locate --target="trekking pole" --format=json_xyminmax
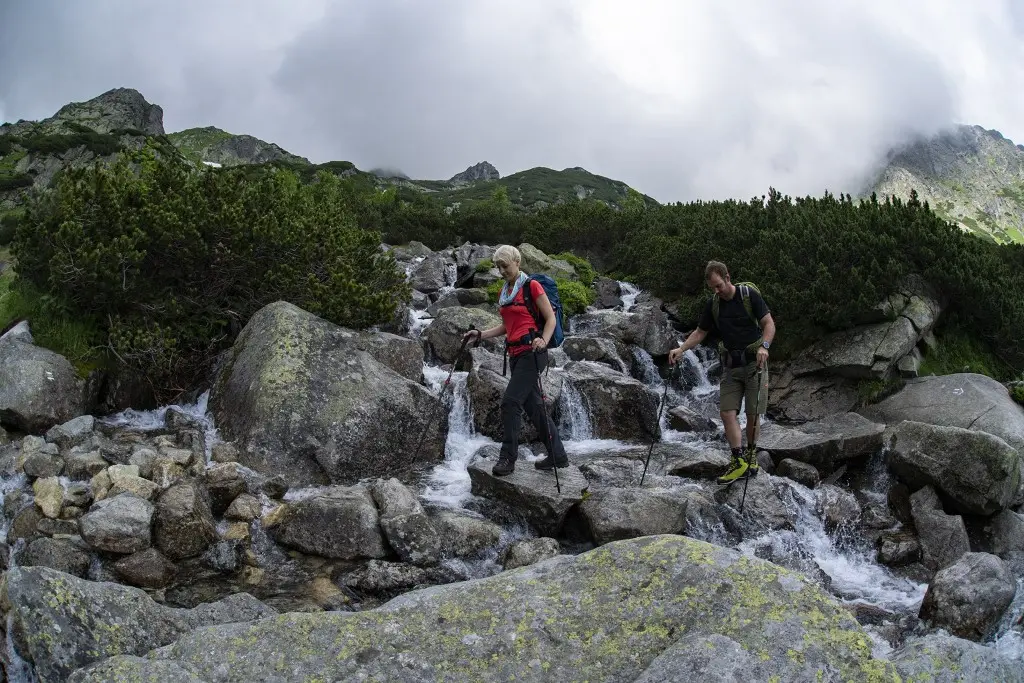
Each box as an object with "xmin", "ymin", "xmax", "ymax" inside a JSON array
[
  {"xmin": 640, "ymin": 362, "xmax": 677, "ymax": 486},
  {"xmin": 412, "ymin": 329, "xmax": 477, "ymax": 464},
  {"xmin": 534, "ymin": 348, "xmax": 561, "ymax": 494},
  {"xmin": 739, "ymin": 360, "xmax": 767, "ymax": 513}
]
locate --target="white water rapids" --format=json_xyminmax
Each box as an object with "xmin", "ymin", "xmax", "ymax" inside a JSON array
[{"xmin": 1, "ymin": 278, "xmax": 1021, "ymax": 680}]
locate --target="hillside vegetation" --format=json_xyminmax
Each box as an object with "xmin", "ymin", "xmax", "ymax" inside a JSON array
[{"xmin": 3, "ymin": 149, "xmax": 1022, "ymax": 402}]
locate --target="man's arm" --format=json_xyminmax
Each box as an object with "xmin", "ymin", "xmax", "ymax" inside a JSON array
[{"xmin": 760, "ymin": 313, "xmax": 775, "ymax": 345}]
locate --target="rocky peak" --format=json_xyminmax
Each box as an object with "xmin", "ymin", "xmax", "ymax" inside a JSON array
[
  {"xmin": 868, "ymin": 124, "xmax": 1024, "ymax": 244},
  {"xmin": 168, "ymin": 126, "xmax": 310, "ymax": 167},
  {"xmin": 51, "ymin": 87, "xmax": 164, "ymax": 136},
  {"xmin": 449, "ymin": 161, "xmax": 499, "ymax": 184}
]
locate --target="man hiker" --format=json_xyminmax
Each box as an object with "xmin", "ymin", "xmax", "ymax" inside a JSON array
[
  {"xmin": 668, "ymin": 260, "xmax": 776, "ymax": 483},
  {"xmin": 462, "ymin": 245, "xmax": 569, "ymax": 476}
]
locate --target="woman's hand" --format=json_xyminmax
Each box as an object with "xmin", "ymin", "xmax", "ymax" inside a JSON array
[
  {"xmin": 531, "ymin": 336, "xmax": 548, "ymax": 352},
  {"xmin": 463, "ymin": 329, "xmax": 482, "ymax": 344}
]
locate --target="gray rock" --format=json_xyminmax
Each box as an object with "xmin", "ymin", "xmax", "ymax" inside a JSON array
[
  {"xmin": 426, "ymin": 287, "xmax": 490, "ymax": 315},
  {"xmin": 877, "ymin": 530, "xmax": 922, "ymax": 566},
  {"xmin": 910, "ymin": 486, "xmax": 970, "ymax": 570},
  {"xmin": 203, "ymin": 462, "xmax": 247, "ymax": 515},
  {"xmin": 569, "ymin": 306, "xmax": 677, "ymax": 357},
  {"xmin": 891, "ymin": 632, "xmax": 1024, "ymax": 683},
  {"xmin": 715, "ymin": 475, "xmax": 796, "ymax": 531},
  {"xmin": 592, "ymin": 277, "xmax": 623, "ymax": 309},
  {"xmin": 517, "ymin": 242, "xmax": 576, "ymax": 281},
  {"xmin": 777, "ymin": 458, "xmax": 821, "ymax": 488},
  {"xmin": 6, "ymin": 564, "xmax": 274, "ymax": 683},
  {"xmin": 153, "ymin": 482, "xmax": 217, "ymax": 560},
  {"xmin": 113, "ymin": 547, "xmax": 177, "ymax": 588},
  {"xmin": 468, "ymin": 445, "xmax": 589, "ymax": 536},
  {"xmin": 428, "ymin": 509, "xmax": 503, "ymax": 558},
  {"xmin": 768, "ymin": 372, "xmax": 862, "ymax": 425},
  {"xmin": 44, "ymin": 414, "xmax": 95, "ymax": 449},
  {"xmin": 23, "ymin": 451, "xmax": 64, "ymax": 478},
  {"xmin": 888, "ymin": 420, "xmax": 1021, "ymax": 515},
  {"xmin": 579, "ymin": 487, "xmax": 688, "ymax": 545},
  {"xmin": 409, "ymin": 251, "xmax": 455, "ymax": 293},
  {"xmin": 63, "ymin": 449, "xmax": 109, "ymax": 480},
  {"xmin": 861, "ymin": 372, "xmax": 1024, "ymax": 453},
  {"xmin": 209, "ymin": 301, "xmax": 449, "ymax": 487},
  {"xmin": 666, "ymin": 404, "xmax": 718, "ymax": 433},
  {"xmin": 19, "ymin": 537, "xmax": 91, "ymax": 577},
  {"xmin": 816, "ymin": 484, "xmax": 861, "ymax": 530},
  {"xmin": 267, "ymin": 485, "xmax": 388, "ymax": 560},
  {"xmin": 64, "ymin": 536, "xmax": 899, "ymax": 682},
  {"xmin": 78, "ymin": 493, "xmax": 153, "ymax": 554},
  {"xmin": 424, "ymin": 305, "xmax": 504, "ymax": 364},
  {"xmin": 561, "ymin": 336, "xmax": 630, "ymax": 373},
  {"xmin": 352, "ymin": 330, "xmax": 425, "ymax": 383},
  {"xmin": 664, "ymin": 444, "xmax": 732, "ymax": 479},
  {"xmin": 370, "ymin": 478, "xmax": 443, "ymax": 566},
  {"xmin": 500, "ymin": 537, "xmax": 562, "ymax": 569},
  {"xmin": 0, "ymin": 335, "xmax": 89, "ymax": 433},
  {"xmin": 562, "ymin": 360, "xmax": 661, "ymax": 441},
  {"xmin": 986, "ymin": 509, "xmax": 1024, "ymax": 558},
  {"xmin": 224, "ymin": 493, "xmax": 262, "ymax": 521},
  {"xmin": 758, "ymin": 412, "xmax": 885, "ymax": 471},
  {"xmin": 201, "ymin": 540, "xmax": 244, "ymax": 574},
  {"xmin": 919, "ymin": 552, "xmax": 1018, "ymax": 641}
]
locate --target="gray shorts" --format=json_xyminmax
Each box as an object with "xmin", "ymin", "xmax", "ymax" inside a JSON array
[{"xmin": 720, "ymin": 360, "xmax": 768, "ymax": 415}]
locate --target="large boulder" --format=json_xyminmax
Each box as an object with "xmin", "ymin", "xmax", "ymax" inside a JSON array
[
  {"xmin": 578, "ymin": 487, "xmax": 688, "ymax": 545},
  {"xmin": 265, "ymin": 485, "xmax": 388, "ymax": 560},
  {"xmin": 0, "ymin": 324, "xmax": 89, "ymax": 434},
  {"xmin": 860, "ymin": 373, "xmax": 1024, "ymax": 454},
  {"xmin": 78, "ymin": 493, "xmax": 154, "ymax": 555},
  {"xmin": 209, "ymin": 301, "xmax": 448, "ymax": 487},
  {"xmin": 918, "ymin": 552, "xmax": 1018, "ymax": 641},
  {"xmin": 65, "ymin": 536, "xmax": 901, "ymax": 682},
  {"xmin": 408, "ymin": 251, "xmax": 455, "ymax": 293},
  {"xmin": 758, "ymin": 412, "xmax": 885, "ymax": 471},
  {"xmin": 6, "ymin": 565, "xmax": 275, "ymax": 683},
  {"xmin": 423, "ymin": 305, "xmax": 504, "ymax": 364},
  {"xmin": 561, "ymin": 360, "xmax": 662, "ymax": 441},
  {"xmin": 517, "ymin": 242, "xmax": 576, "ymax": 281},
  {"xmin": 887, "ymin": 420, "xmax": 1021, "ymax": 515},
  {"xmin": 569, "ymin": 305, "xmax": 677, "ymax": 358},
  {"xmin": 468, "ymin": 445, "xmax": 589, "ymax": 536}
]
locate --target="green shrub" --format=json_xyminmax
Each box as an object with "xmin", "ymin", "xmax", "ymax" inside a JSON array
[
  {"xmin": 918, "ymin": 321, "xmax": 1012, "ymax": 379},
  {"xmin": 475, "ymin": 258, "xmax": 494, "ymax": 273},
  {"xmin": 1011, "ymin": 384, "xmax": 1024, "ymax": 406},
  {"xmin": 0, "ymin": 210, "xmax": 23, "ymax": 246},
  {"xmin": 556, "ymin": 278, "xmax": 595, "ymax": 316},
  {"xmin": 0, "ymin": 272, "xmax": 105, "ymax": 376},
  {"xmin": 14, "ymin": 153, "xmax": 410, "ymax": 399},
  {"xmin": 552, "ymin": 251, "xmax": 596, "ymax": 286},
  {"xmin": 0, "ymin": 137, "xmax": 13, "ymax": 157}
]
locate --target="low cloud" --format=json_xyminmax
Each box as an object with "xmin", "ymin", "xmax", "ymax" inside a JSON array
[{"xmin": 2, "ymin": 0, "xmax": 1022, "ymax": 202}]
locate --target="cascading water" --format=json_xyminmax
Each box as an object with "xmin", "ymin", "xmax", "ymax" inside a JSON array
[{"xmin": 617, "ymin": 281, "xmax": 641, "ymax": 312}]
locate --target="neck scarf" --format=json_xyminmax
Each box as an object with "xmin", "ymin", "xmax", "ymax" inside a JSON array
[{"xmin": 498, "ymin": 272, "xmax": 528, "ymax": 307}]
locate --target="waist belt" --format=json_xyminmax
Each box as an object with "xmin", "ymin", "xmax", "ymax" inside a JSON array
[{"xmin": 723, "ymin": 348, "xmax": 755, "ymax": 368}]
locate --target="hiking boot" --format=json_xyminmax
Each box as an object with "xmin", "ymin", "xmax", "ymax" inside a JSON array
[
  {"xmin": 534, "ymin": 454, "xmax": 569, "ymax": 470},
  {"xmin": 717, "ymin": 454, "xmax": 749, "ymax": 484},
  {"xmin": 745, "ymin": 447, "xmax": 760, "ymax": 476},
  {"xmin": 492, "ymin": 452, "xmax": 516, "ymax": 476}
]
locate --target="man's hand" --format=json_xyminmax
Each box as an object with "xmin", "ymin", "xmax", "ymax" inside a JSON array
[
  {"xmin": 668, "ymin": 347, "xmax": 684, "ymax": 366},
  {"xmin": 756, "ymin": 346, "xmax": 768, "ymax": 369}
]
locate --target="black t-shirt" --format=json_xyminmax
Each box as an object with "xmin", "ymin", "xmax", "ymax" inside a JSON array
[{"xmin": 698, "ymin": 287, "xmax": 770, "ymax": 350}]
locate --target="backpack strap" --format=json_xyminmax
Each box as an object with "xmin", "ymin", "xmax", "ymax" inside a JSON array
[{"xmin": 521, "ymin": 277, "xmax": 544, "ymax": 334}]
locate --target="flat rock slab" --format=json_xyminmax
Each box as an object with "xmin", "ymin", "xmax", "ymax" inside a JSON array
[
  {"xmin": 759, "ymin": 412, "xmax": 885, "ymax": 471},
  {"xmin": 468, "ymin": 445, "xmax": 589, "ymax": 536},
  {"xmin": 67, "ymin": 535, "xmax": 900, "ymax": 682}
]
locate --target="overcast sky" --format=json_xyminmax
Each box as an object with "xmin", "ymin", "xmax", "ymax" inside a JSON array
[{"xmin": 2, "ymin": 0, "xmax": 1022, "ymax": 203}]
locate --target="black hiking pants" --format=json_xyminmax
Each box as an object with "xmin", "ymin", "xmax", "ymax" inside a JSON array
[{"xmin": 501, "ymin": 350, "xmax": 567, "ymax": 462}]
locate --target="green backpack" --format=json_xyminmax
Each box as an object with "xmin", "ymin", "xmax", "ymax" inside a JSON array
[{"xmin": 711, "ymin": 282, "xmax": 764, "ymax": 355}]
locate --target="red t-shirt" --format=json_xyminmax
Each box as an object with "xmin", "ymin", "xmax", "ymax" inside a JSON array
[{"xmin": 500, "ymin": 279, "xmax": 546, "ymax": 357}]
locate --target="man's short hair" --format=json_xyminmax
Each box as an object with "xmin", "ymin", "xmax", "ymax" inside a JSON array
[{"xmin": 705, "ymin": 260, "xmax": 729, "ymax": 280}]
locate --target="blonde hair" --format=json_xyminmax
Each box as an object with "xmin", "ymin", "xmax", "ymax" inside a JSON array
[{"xmin": 493, "ymin": 245, "xmax": 522, "ymax": 268}]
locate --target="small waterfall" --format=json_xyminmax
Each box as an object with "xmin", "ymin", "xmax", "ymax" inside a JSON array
[
  {"xmin": 420, "ymin": 364, "xmax": 495, "ymax": 509},
  {"xmin": 98, "ymin": 390, "xmax": 221, "ymax": 465},
  {"xmin": 629, "ymin": 346, "xmax": 662, "ymax": 386},
  {"xmin": 0, "ymin": 472, "xmax": 28, "ymax": 545},
  {"xmin": 991, "ymin": 579, "xmax": 1024, "ymax": 661},
  {"xmin": 557, "ymin": 378, "xmax": 593, "ymax": 441},
  {"xmin": 618, "ymin": 281, "xmax": 641, "ymax": 311}
]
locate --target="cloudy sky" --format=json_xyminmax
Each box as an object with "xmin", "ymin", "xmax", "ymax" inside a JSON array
[{"xmin": 2, "ymin": 0, "xmax": 1022, "ymax": 203}]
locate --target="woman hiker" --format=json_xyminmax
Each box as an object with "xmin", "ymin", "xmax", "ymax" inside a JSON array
[{"xmin": 462, "ymin": 245, "xmax": 570, "ymax": 477}]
